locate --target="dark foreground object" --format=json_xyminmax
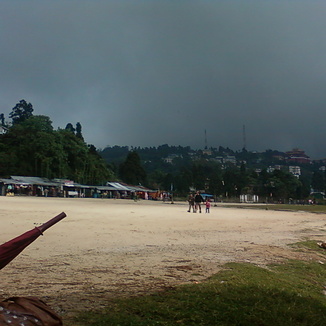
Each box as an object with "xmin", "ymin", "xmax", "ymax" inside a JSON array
[
  {"xmin": 0, "ymin": 212, "xmax": 66, "ymax": 270},
  {"xmin": 0, "ymin": 297, "xmax": 62, "ymax": 325},
  {"xmin": 0, "ymin": 213, "xmax": 67, "ymax": 325}
]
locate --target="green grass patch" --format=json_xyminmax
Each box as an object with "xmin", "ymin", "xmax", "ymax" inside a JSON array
[
  {"xmin": 74, "ymin": 260, "xmax": 326, "ymax": 326},
  {"xmin": 222, "ymin": 204, "xmax": 326, "ymax": 213},
  {"xmin": 290, "ymin": 240, "xmax": 326, "ymax": 255}
]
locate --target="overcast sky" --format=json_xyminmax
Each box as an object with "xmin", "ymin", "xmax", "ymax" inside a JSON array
[{"xmin": 1, "ymin": 1, "xmax": 326, "ymax": 159}]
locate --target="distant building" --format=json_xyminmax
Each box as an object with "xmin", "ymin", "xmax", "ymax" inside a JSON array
[
  {"xmin": 202, "ymin": 149, "xmax": 212, "ymax": 156},
  {"xmin": 210, "ymin": 156, "xmax": 223, "ymax": 164},
  {"xmin": 240, "ymin": 194, "xmax": 259, "ymax": 203},
  {"xmin": 285, "ymin": 148, "xmax": 311, "ymax": 164},
  {"xmin": 224, "ymin": 156, "xmax": 236, "ymax": 164},
  {"xmin": 267, "ymin": 166, "xmax": 275, "ymax": 173},
  {"xmin": 289, "ymin": 166, "xmax": 301, "ymax": 178},
  {"xmin": 163, "ymin": 154, "xmax": 183, "ymax": 164},
  {"xmin": 266, "ymin": 165, "xmax": 282, "ymax": 173}
]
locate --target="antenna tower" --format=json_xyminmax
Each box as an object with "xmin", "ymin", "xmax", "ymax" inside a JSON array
[
  {"xmin": 204, "ymin": 129, "xmax": 208, "ymax": 149},
  {"xmin": 243, "ymin": 125, "xmax": 247, "ymax": 150}
]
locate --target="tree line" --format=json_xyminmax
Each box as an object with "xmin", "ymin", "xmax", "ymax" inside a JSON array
[
  {"xmin": 101, "ymin": 145, "xmax": 326, "ymax": 202},
  {"xmin": 1, "ymin": 100, "xmax": 324, "ymax": 201},
  {"xmin": 0, "ymin": 100, "xmax": 114, "ymax": 185},
  {"xmin": 149, "ymin": 160, "xmax": 310, "ymax": 202}
]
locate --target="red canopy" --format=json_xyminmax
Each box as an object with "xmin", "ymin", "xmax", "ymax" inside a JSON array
[{"xmin": 0, "ymin": 212, "xmax": 66, "ymax": 270}]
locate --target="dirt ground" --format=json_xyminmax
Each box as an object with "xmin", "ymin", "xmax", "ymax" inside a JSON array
[{"xmin": 1, "ymin": 196, "xmax": 326, "ymax": 324}]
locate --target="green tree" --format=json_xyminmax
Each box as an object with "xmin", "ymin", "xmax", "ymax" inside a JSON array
[
  {"xmin": 76, "ymin": 122, "xmax": 84, "ymax": 141},
  {"xmin": 311, "ymin": 171, "xmax": 325, "ymax": 192},
  {"xmin": 21, "ymin": 115, "xmax": 54, "ymax": 132},
  {"xmin": 253, "ymin": 169, "xmax": 301, "ymax": 202},
  {"xmin": 175, "ymin": 166, "xmax": 193, "ymax": 194},
  {"xmin": 223, "ymin": 167, "xmax": 241, "ymax": 197},
  {"xmin": 65, "ymin": 123, "xmax": 75, "ymax": 134},
  {"xmin": 0, "ymin": 109, "xmax": 115, "ymax": 183},
  {"xmin": 84, "ymin": 144, "xmax": 114, "ymax": 185},
  {"xmin": 0, "ymin": 113, "xmax": 5, "ymax": 126},
  {"xmin": 147, "ymin": 169, "xmax": 166, "ymax": 190},
  {"xmin": 161, "ymin": 173, "xmax": 174, "ymax": 193},
  {"xmin": 191, "ymin": 163, "xmax": 206, "ymax": 190},
  {"xmin": 9, "ymin": 99, "xmax": 34, "ymax": 125},
  {"xmin": 119, "ymin": 151, "xmax": 147, "ymax": 185},
  {"xmin": 1, "ymin": 115, "xmax": 59, "ymax": 177},
  {"xmin": 296, "ymin": 175, "xmax": 311, "ymax": 200}
]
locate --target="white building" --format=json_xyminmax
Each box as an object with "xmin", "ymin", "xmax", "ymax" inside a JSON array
[{"xmin": 289, "ymin": 166, "xmax": 301, "ymax": 178}]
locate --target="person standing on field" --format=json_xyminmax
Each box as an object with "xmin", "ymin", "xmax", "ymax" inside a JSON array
[
  {"xmin": 187, "ymin": 193, "xmax": 195, "ymax": 212},
  {"xmin": 194, "ymin": 191, "xmax": 204, "ymax": 213}
]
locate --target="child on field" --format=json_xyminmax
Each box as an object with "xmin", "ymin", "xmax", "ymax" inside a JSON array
[{"xmin": 205, "ymin": 199, "xmax": 211, "ymax": 213}]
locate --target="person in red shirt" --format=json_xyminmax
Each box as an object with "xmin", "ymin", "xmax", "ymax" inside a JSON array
[{"xmin": 205, "ymin": 199, "xmax": 211, "ymax": 213}]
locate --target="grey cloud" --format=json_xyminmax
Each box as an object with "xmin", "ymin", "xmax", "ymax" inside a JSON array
[{"xmin": 1, "ymin": 1, "xmax": 326, "ymax": 158}]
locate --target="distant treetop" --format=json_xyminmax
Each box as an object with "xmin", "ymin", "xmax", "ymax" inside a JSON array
[{"xmin": 9, "ymin": 99, "xmax": 34, "ymax": 125}]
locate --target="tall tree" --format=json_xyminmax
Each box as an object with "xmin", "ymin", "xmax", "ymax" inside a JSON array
[
  {"xmin": 0, "ymin": 113, "xmax": 5, "ymax": 126},
  {"xmin": 65, "ymin": 123, "xmax": 75, "ymax": 134},
  {"xmin": 75, "ymin": 122, "xmax": 84, "ymax": 141},
  {"xmin": 1, "ymin": 115, "xmax": 58, "ymax": 177},
  {"xmin": 311, "ymin": 171, "xmax": 325, "ymax": 192},
  {"xmin": 9, "ymin": 100, "xmax": 33, "ymax": 125},
  {"xmin": 119, "ymin": 151, "xmax": 147, "ymax": 185}
]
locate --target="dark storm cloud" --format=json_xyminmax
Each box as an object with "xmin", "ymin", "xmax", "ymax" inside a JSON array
[{"xmin": 1, "ymin": 1, "xmax": 326, "ymax": 158}]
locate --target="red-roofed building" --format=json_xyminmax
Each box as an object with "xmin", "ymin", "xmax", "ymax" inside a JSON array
[{"xmin": 285, "ymin": 148, "xmax": 311, "ymax": 164}]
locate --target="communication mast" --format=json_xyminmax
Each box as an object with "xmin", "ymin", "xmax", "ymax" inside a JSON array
[
  {"xmin": 204, "ymin": 129, "xmax": 208, "ymax": 149},
  {"xmin": 243, "ymin": 125, "xmax": 247, "ymax": 150}
]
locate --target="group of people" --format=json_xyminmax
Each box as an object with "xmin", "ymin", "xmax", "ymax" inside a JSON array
[{"xmin": 187, "ymin": 191, "xmax": 211, "ymax": 213}]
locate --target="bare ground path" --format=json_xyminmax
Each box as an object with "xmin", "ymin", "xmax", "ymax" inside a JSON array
[{"xmin": 0, "ymin": 197, "xmax": 326, "ymax": 324}]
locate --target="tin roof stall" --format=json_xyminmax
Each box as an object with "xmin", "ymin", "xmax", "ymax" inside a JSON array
[
  {"xmin": 0, "ymin": 178, "xmax": 30, "ymax": 196},
  {"xmin": 106, "ymin": 182, "xmax": 131, "ymax": 199},
  {"xmin": 0, "ymin": 176, "xmax": 60, "ymax": 196},
  {"xmin": 124, "ymin": 184, "xmax": 157, "ymax": 200},
  {"xmin": 96, "ymin": 185, "xmax": 117, "ymax": 198},
  {"xmin": 53, "ymin": 180, "xmax": 91, "ymax": 198},
  {"xmin": 10, "ymin": 176, "xmax": 60, "ymax": 197}
]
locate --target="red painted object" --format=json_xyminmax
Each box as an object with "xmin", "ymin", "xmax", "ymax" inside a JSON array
[{"xmin": 0, "ymin": 212, "xmax": 66, "ymax": 270}]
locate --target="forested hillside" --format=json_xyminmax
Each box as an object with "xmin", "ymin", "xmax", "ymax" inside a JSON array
[
  {"xmin": 0, "ymin": 100, "xmax": 114, "ymax": 185},
  {"xmin": 1, "ymin": 100, "xmax": 325, "ymax": 202},
  {"xmin": 100, "ymin": 145, "xmax": 326, "ymax": 202}
]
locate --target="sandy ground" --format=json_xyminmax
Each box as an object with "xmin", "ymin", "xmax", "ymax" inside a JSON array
[{"xmin": 1, "ymin": 196, "xmax": 326, "ymax": 324}]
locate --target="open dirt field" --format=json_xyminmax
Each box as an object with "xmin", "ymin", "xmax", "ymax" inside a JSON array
[{"xmin": 1, "ymin": 196, "xmax": 326, "ymax": 324}]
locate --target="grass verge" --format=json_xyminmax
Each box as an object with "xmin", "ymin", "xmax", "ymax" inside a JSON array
[
  {"xmin": 290, "ymin": 239, "xmax": 326, "ymax": 254},
  {"xmin": 74, "ymin": 258, "xmax": 326, "ymax": 326},
  {"xmin": 221, "ymin": 204, "xmax": 326, "ymax": 213}
]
